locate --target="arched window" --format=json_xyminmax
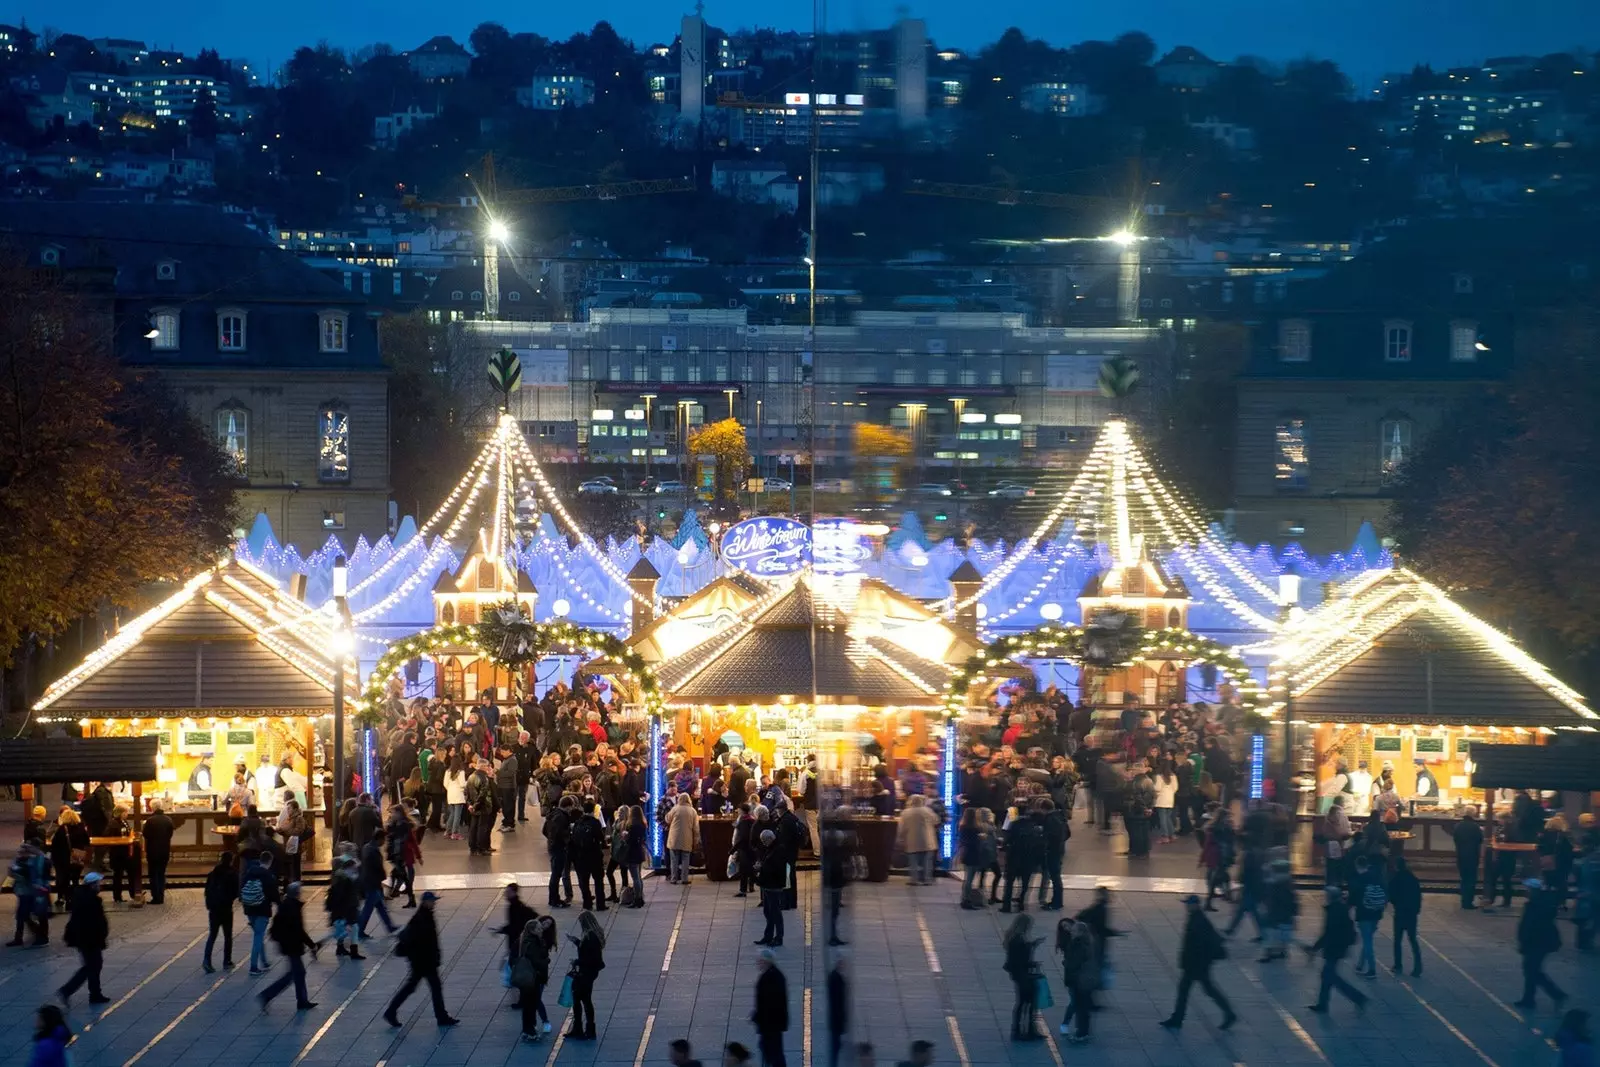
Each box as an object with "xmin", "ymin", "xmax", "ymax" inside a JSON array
[
  {"xmin": 442, "ymin": 657, "xmax": 464, "ymax": 700},
  {"xmin": 457, "ymin": 602, "xmax": 478, "ymax": 625},
  {"xmin": 478, "ymin": 559, "xmax": 498, "ymax": 589},
  {"xmin": 215, "ymin": 406, "xmax": 248, "ymax": 473},
  {"xmin": 440, "ymin": 601, "xmax": 455, "ymax": 624},
  {"xmin": 1167, "ymin": 606, "xmax": 1182, "ymax": 628},
  {"xmin": 318, "ymin": 407, "xmax": 350, "ymax": 481}
]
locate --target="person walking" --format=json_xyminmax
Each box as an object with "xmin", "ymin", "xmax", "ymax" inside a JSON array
[
  {"xmin": 1039, "ymin": 798, "xmax": 1068, "ymax": 910},
  {"xmin": 202, "ymin": 851, "xmax": 238, "ymax": 972},
  {"xmin": 1389, "ymin": 856, "xmax": 1423, "ymax": 977},
  {"xmin": 1225, "ymin": 843, "xmax": 1265, "ymax": 939},
  {"xmin": 1349, "ymin": 854, "xmax": 1387, "ymax": 978},
  {"xmin": 141, "ymin": 800, "xmax": 175, "ymax": 905},
  {"xmin": 240, "ymin": 852, "xmax": 279, "ymax": 975},
  {"xmin": 566, "ymin": 909, "xmax": 607, "ymax": 1040},
  {"xmin": 570, "ymin": 801, "xmax": 609, "ymax": 910},
  {"xmin": 358, "ymin": 830, "xmax": 397, "ymax": 937},
  {"xmin": 896, "ymin": 795, "xmax": 939, "ymax": 886},
  {"xmin": 756, "ymin": 829, "xmax": 787, "ymax": 947},
  {"xmin": 667, "ymin": 793, "xmax": 701, "ymax": 885},
  {"xmin": 1454, "ymin": 809, "xmax": 1484, "ymax": 909},
  {"xmin": 545, "ymin": 795, "xmax": 575, "ymax": 908},
  {"xmin": 752, "ymin": 947, "xmax": 790, "ymax": 1067},
  {"xmin": 1515, "ymin": 877, "xmax": 1567, "ymax": 1010},
  {"xmin": 326, "ymin": 855, "xmax": 365, "ymax": 960},
  {"xmin": 58, "ymin": 872, "xmax": 110, "ymax": 1007},
  {"xmin": 7, "ymin": 842, "xmax": 51, "ymax": 947},
  {"xmin": 514, "ymin": 911, "xmax": 555, "ymax": 1042},
  {"xmin": 1001, "ymin": 913, "xmax": 1043, "ymax": 1041},
  {"xmin": 349, "ymin": 793, "xmax": 382, "ymax": 852},
  {"xmin": 383, "ymin": 892, "xmax": 459, "ymax": 1027},
  {"xmin": 1054, "ymin": 919, "xmax": 1096, "ymax": 1043},
  {"xmin": 496, "ymin": 883, "xmax": 535, "ymax": 1004},
  {"xmin": 1074, "ymin": 885, "xmax": 1123, "ymax": 1008},
  {"xmin": 26, "ymin": 1004, "xmax": 73, "ymax": 1067},
  {"xmin": 258, "ymin": 882, "xmax": 318, "ymax": 1012},
  {"xmin": 1160, "ymin": 895, "xmax": 1237, "ymax": 1030},
  {"xmin": 1307, "ymin": 886, "xmax": 1367, "ymax": 1014},
  {"xmin": 826, "ymin": 953, "xmax": 850, "ymax": 1067}
]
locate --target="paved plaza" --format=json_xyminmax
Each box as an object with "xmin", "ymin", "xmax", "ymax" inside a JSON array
[{"xmin": 0, "ymin": 818, "xmax": 1592, "ymax": 1067}]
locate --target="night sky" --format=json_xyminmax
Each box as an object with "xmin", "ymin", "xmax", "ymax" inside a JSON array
[{"xmin": 24, "ymin": 0, "xmax": 1598, "ymax": 86}]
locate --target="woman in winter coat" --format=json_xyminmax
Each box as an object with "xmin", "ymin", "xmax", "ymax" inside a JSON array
[
  {"xmin": 49, "ymin": 809, "xmax": 88, "ymax": 910},
  {"xmin": 25, "ymin": 1004, "xmax": 72, "ymax": 1067},
  {"xmin": 665, "ymin": 793, "xmax": 700, "ymax": 885},
  {"xmin": 958, "ymin": 808, "xmax": 989, "ymax": 906},
  {"xmin": 605, "ymin": 808, "xmax": 628, "ymax": 903},
  {"xmin": 443, "ymin": 757, "xmax": 468, "ymax": 839},
  {"xmin": 1054, "ymin": 919, "xmax": 1097, "ymax": 1042},
  {"xmin": 566, "ymin": 909, "xmax": 607, "ymax": 1040},
  {"xmin": 896, "ymin": 794, "xmax": 940, "ymax": 886},
  {"xmin": 732, "ymin": 804, "xmax": 759, "ymax": 897},
  {"xmin": 1002, "ymin": 913, "xmax": 1044, "ymax": 1041},
  {"xmin": 324, "ymin": 855, "xmax": 364, "ymax": 959},
  {"xmin": 515, "ymin": 913, "xmax": 555, "ymax": 1041}
]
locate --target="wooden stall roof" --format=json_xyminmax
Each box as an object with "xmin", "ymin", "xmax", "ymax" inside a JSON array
[
  {"xmin": 0, "ymin": 736, "xmax": 159, "ymax": 785},
  {"xmin": 1279, "ymin": 569, "xmax": 1598, "ymax": 728},
  {"xmin": 1470, "ymin": 742, "xmax": 1600, "ymax": 793},
  {"xmin": 35, "ymin": 560, "xmax": 357, "ymax": 716}
]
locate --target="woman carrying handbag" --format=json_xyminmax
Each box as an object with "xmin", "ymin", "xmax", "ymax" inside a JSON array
[
  {"xmin": 565, "ymin": 910, "xmax": 606, "ymax": 1040},
  {"xmin": 514, "ymin": 913, "xmax": 555, "ymax": 1042}
]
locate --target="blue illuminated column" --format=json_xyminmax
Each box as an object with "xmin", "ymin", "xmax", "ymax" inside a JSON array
[
  {"xmin": 940, "ymin": 716, "xmax": 957, "ymax": 863},
  {"xmin": 1249, "ymin": 733, "xmax": 1265, "ymax": 801},
  {"xmin": 648, "ymin": 714, "xmax": 664, "ymax": 862},
  {"xmin": 362, "ymin": 727, "xmax": 380, "ymax": 796}
]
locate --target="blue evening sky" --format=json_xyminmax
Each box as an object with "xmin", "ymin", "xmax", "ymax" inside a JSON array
[{"xmin": 22, "ymin": 0, "xmax": 1598, "ymax": 87}]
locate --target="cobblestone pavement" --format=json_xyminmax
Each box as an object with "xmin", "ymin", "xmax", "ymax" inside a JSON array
[{"xmin": 0, "ymin": 851, "xmax": 1593, "ymax": 1067}]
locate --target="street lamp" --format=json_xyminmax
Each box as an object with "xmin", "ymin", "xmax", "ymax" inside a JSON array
[
  {"xmin": 677, "ymin": 400, "xmax": 692, "ymax": 484},
  {"xmin": 723, "ymin": 388, "xmax": 738, "ymax": 421},
  {"xmin": 903, "ymin": 402, "xmax": 927, "ymax": 489},
  {"xmin": 331, "ymin": 554, "xmax": 353, "ymax": 809},
  {"xmin": 640, "ymin": 393, "xmax": 657, "ymax": 479}
]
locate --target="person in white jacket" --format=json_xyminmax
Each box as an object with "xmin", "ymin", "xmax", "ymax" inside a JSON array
[
  {"xmin": 1153, "ymin": 765, "xmax": 1180, "ymax": 844},
  {"xmin": 443, "ymin": 759, "xmax": 468, "ymax": 839}
]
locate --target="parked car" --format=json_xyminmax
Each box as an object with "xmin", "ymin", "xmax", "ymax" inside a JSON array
[
  {"xmin": 638, "ymin": 476, "xmax": 660, "ymax": 493},
  {"xmin": 655, "ymin": 479, "xmax": 691, "ymax": 494},
  {"xmin": 578, "ymin": 477, "xmax": 619, "ymax": 495},
  {"xmin": 913, "ymin": 482, "xmax": 954, "ymax": 497},
  {"xmin": 987, "ymin": 481, "xmax": 1035, "ymax": 499},
  {"xmin": 762, "ymin": 477, "xmax": 793, "ymax": 492}
]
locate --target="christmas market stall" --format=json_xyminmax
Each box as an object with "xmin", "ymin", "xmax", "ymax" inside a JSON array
[
  {"xmin": 32, "ymin": 559, "xmax": 358, "ymax": 877},
  {"xmin": 1275, "ymin": 568, "xmax": 1598, "ymax": 874}
]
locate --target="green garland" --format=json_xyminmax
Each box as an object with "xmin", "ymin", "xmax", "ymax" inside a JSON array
[
  {"xmin": 943, "ymin": 624, "xmax": 1266, "ymax": 718},
  {"xmin": 353, "ymin": 618, "xmax": 662, "ymax": 726}
]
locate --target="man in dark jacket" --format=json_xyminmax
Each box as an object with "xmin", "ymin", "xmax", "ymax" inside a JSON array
[
  {"xmin": 1308, "ymin": 887, "xmax": 1366, "ymax": 1013},
  {"xmin": 544, "ymin": 797, "xmax": 575, "ymax": 908},
  {"xmin": 752, "ymin": 948, "xmax": 790, "ymax": 1067},
  {"xmin": 776, "ymin": 802, "xmax": 806, "ymax": 910},
  {"xmin": 1514, "ymin": 878, "xmax": 1566, "ymax": 1009},
  {"xmin": 496, "ymin": 883, "xmax": 535, "ymax": 1006},
  {"xmin": 142, "ymin": 800, "xmax": 176, "ymax": 905},
  {"xmin": 1389, "ymin": 856, "xmax": 1423, "ymax": 976},
  {"xmin": 349, "ymin": 793, "xmax": 382, "ymax": 852},
  {"xmin": 259, "ymin": 882, "xmax": 318, "ymax": 1011},
  {"xmin": 495, "ymin": 747, "xmax": 520, "ymax": 832},
  {"xmin": 1160, "ymin": 895, "xmax": 1236, "ymax": 1030},
  {"xmin": 59, "ymin": 871, "xmax": 110, "ymax": 1006},
  {"xmin": 756, "ymin": 830, "xmax": 788, "ymax": 946},
  {"xmin": 358, "ymin": 831, "xmax": 397, "ymax": 937},
  {"xmin": 569, "ymin": 801, "xmax": 608, "ymax": 911},
  {"xmin": 513, "ymin": 732, "xmax": 537, "ymax": 822},
  {"xmin": 467, "ymin": 759, "xmax": 497, "ymax": 855},
  {"xmin": 1453, "ymin": 811, "xmax": 1484, "ymax": 909},
  {"xmin": 388, "ymin": 734, "xmax": 419, "ymax": 805},
  {"xmin": 1001, "ymin": 805, "xmax": 1044, "ymax": 913},
  {"xmin": 203, "ymin": 851, "xmax": 239, "ymax": 972},
  {"xmin": 383, "ymin": 891, "xmax": 459, "ymax": 1027},
  {"xmin": 729, "ymin": 762, "xmax": 752, "ymax": 816},
  {"xmin": 1039, "ymin": 798, "xmax": 1068, "ymax": 911}
]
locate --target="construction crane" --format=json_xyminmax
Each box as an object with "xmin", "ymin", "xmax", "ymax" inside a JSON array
[{"xmin": 402, "ymin": 153, "xmax": 695, "ymax": 317}]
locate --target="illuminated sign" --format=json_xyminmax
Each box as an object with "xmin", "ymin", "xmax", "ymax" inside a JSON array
[
  {"xmin": 811, "ymin": 518, "xmax": 871, "ymax": 575},
  {"xmin": 721, "ymin": 517, "xmax": 811, "ymax": 576},
  {"xmin": 1248, "ymin": 733, "xmax": 1265, "ymax": 800},
  {"xmin": 785, "ymin": 92, "xmax": 810, "ymax": 106}
]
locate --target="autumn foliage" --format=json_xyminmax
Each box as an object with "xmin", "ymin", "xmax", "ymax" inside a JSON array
[{"xmin": 687, "ymin": 418, "xmax": 749, "ymax": 500}]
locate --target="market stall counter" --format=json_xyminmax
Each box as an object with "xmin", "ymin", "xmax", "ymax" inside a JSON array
[{"xmin": 701, "ymin": 816, "xmax": 736, "ymax": 882}]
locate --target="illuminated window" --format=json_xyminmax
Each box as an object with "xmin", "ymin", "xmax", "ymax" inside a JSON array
[
  {"xmin": 1380, "ymin": 417, "xmax": 1412, "ymax": 481},
  {"xmin": 319, "ymin": 311, "xmax": 348, "ymax": 353},
  {"xmin": 215, "ymin": 407, "xmax": 248, "ymax": 473},
  {"xmin": 1278, "ymin": 318, "xmax": 1311, "ymax": 362},
  {"xmin": 1449, "ymin": 320, "xmax": 1479, "ymax": 362},
  {"xmin": 217, "ymin": 308, "xmax": 246, "ymax": 351},
  {"xmin": 1274, "ymin": 417, "xmax": 1308, "ymax": 488},
  {"xmin": 1383, "ymin": 320, "xmax": 1412, "ymax": 362},
  {"xmin": 318, "ymin": 408, "xmax": 350, "ymax": 481},
  {"xmin": 149, "ymin": 307, "xmax": 179, "ymax": 350}
]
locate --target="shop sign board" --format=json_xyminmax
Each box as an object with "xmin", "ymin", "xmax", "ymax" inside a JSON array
[
  {"xmin": 722, "ymin": 517, "xmax": 811, "ymax": 576},
  {"xmin": 1372, "ymin": 735, "xmax": 1403, "ymax": 753},
  {"xmin": 179, "ymin": 729, "xmax": 216, "ymax": 753},
  {"xmin": 226, "ymin": 730, "xmax": 256, "ymax": 747},
  {"xmin": 757, "ymin": 711, "xmax": 790, "ymax": 735},
  {"xmin": 811, "ymin": 518, "xmax": 871, "ymax": 575}
]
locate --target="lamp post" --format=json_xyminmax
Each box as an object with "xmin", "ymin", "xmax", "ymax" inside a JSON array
[
  {"xmin": 948, "ymin": 396, "xmax": 968, "ymax": 513},
  {"xmin": 723, "ymin": 388, "xmax": 738, "ymax": 421},
  {"xmin": 331, "ymin": 554, "xmax": 353, "ymax": 809},
  {"xmin": 754, "ymin": 398, "xmax": 763, "ymax": 510},
  {"xmin": 677, "ymin": 400, "xmax": 691, "ymax": 486},
  {"xmin": 640, "ymin": 393, "xmax": 657, "ymax": 480},
  {"xmin": 1277, "ymin": 563, "xmax": 1303, "ymax": 811},
  {"xmin": 902, "ymin": 402, "xmax": 927, "ymax": 490}
]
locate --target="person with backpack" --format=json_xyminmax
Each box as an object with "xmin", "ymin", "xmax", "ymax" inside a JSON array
[
  {"xmin": 258, "ymin": 882, "xmax": 318, "ymax": 1012},
  {"xmin": 1389, "ymin": 855, "xmax": 1423, "ymax": 976},
  {"xmin": 358, "ymin": 829, "xmax": 398, "ymax": 938},
  {"xmin": 7, "ymin": 842, "xmax": 51, "ymax": 947},
  {"xmin": 1054, "ymin": 919, "xmax": 1096, "ymax": 1042},
  {"xmin": 386, "ymin": 806, "xmax": 420, "ymax": 908},
  {"xmin": 1000, "ymin": 802, "xmax": 1044, "ymax": 914},
  {"xmin": 496, "ymin": 883, "xmax": 535, "ymax": 1004},
  {"xmin": 544, "ymin": 796, "xmax": 575, "ymax": 908},
  {"xmin": 1307, "ymin": 886, "xmax": 1367, "ymax": 1014},
  {"xmin": 383, "ymin": 891, "xmax": 459, "ymax": 1028},
  {"xmin": 570, "ymin": 800, "xmax": 609, "ymax": 911},
  {"xmin": 240, "ymin": 852, "xmax": 279, "ymax": 975},
  {"xmin": 513, "ymin": 911, "xmax": 555, "ymax": 1041},
  {"xmin": 325, "ymin": 854, "xmax": 365, "ymax": 960},
  {"xmin": 202, "ymin": 851, "xmax": 239, "ymax": 972},
  {"xmin": 1160, "ymin": 895, "xmax": 1237, "ymax": 1030},
  {"xmin": 1348, "ymin": 853, "xmax": 1387, "ymax": 978}
]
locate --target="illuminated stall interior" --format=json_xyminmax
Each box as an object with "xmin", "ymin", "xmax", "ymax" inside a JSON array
[
  {"xmin": 1279, "ymin": 568, "xmax": 1598, "ymax": 814},
  {"xmin": 32, "ymin": 560, "xmax": 356, "ymax": 843},
  {"xmin": 429, "ymin": 530, "xmax": 540, "ymax": 701},
  {"xmin": 601, "ymin": 568, "xmax": 982, "ymax": 778}
]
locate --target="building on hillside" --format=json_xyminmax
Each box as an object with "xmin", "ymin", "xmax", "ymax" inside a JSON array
[
  {"xmin": 0, "ymin": 201, "xmax": 391, "ymax": 550},
  {"xmin": 90, "ymin": 37, "xmax": 147, "ymax": 66},
  {"xmin": 1231, "ymin": 220, "xmax": 1599, "ymax": 552},
  {"xmin": 373, "ymin": 105, "xmax": 436, "ymax": 145},
  {"xmin": 1020, "ymin": 82, "xmax": 1099, "ymax": 117},
  {"xmin": 1154, "ymin": 46, "xmax": 1222, "ymax": 92},
  {"xmin": 423, "ymin": 262, "xmax": 547, "ymax": 322},
  {"xmin": 0, "ymin": 23, "xmax": 36, "ymax": 54},
  {"xmin": 407, "ymin": 36, "xmax": 472, "ymax": 83},
  {"xmin": 118, "ymin": 72, "xmax": 228, "ymax": 123},
  {"xmin": 517, "ymin": 72, "xmax": 595, "ymax": 110}
]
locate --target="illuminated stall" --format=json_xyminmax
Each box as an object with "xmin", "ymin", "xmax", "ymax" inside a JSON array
[
  {"xmin": 428, "ymin": 530, "xmax": 542, "ymax": 701},
  {"xmin": 32, "ymin": 560, "xmax": 356, "ymax": 874},
  {"xmin": 1276, "ymin": 568, "xmax": 1598, "ymax": 868}
]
